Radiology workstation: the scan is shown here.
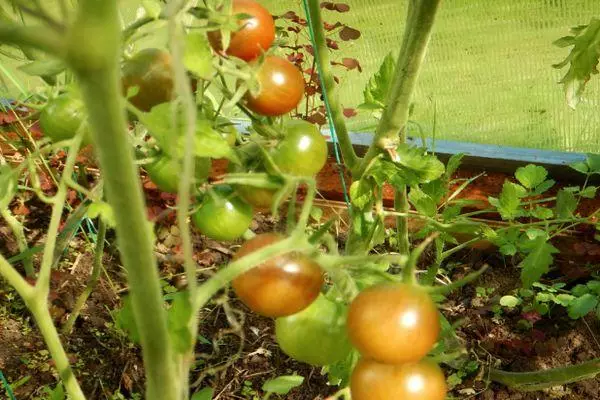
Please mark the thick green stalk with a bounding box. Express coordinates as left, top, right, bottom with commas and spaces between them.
1, 209, 34, 277
304, 0, 359, 172
66, 1, 177, 398
62, 218, 107, 334
490, 359, 600, 392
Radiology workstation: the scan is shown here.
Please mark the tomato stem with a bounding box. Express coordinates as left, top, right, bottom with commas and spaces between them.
1, 209, 34, 277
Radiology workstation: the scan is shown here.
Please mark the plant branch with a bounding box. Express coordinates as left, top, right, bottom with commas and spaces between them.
1, 209, 34, 277
0, 22, 63, 55
304, 0, 359, 172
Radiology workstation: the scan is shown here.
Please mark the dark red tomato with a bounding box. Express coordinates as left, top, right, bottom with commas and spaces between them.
145, 154, 211, 194
39, 93, 91, 144
192, 186, 253, 241
232, 233, 323, 317
244, 56, 305, 117
346, 283, 440, 364
122, 48, 174, 112
271, 120, 328, 177
207, 0, 275, 61
350, 358, 447, 400
275, 293, 353, 366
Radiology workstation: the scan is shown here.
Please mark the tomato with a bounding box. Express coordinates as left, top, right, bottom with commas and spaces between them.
271, 120, 328, 177
232, 232, 323, 317
207, 0, 275, 61
350, 358, 447, 400
122, 48, 174, 112
244, 56, 305, 117
346, 283, 440, 364
145, 154, 211, 194
39, 93, 90, 144
275, 293, 352, 366
215, 117, 238, 146
235, 184, 278, 210
192, 186, 253, 241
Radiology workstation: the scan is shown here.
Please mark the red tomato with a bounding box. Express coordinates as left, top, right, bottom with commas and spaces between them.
244, 56, 305, 116
208, 0, 275, 61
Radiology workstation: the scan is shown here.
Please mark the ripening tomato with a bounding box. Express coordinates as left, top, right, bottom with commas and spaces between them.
271, 120, 328, 177
145, 154, 211, 194
122, 48, 174, 112
39, 93, 91, 144
350, 358, 447, 400
192, 186, 253, 241
275, 293, 353, 366
207, 0, 275, 61
244, 56, 305, 117
346, 283, 440, 364
232, 232, 324, 317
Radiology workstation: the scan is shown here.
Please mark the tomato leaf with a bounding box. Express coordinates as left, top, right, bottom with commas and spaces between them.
87, 201, 116, 227
519, 237, 558, 289
586, 153, 600, 174
142, 0, 162, 19
167, 290, 193, 354
567, 294, 598, 319
488, 181, 527, 220
191, 388, 214, 400
553, 18, 600, 109
0, 165, 17, 211
358, 52, 395, 111
114, 296, 140, 344
349, 179, 373, 210
18, 58, 66, 77
580, 185, 597, 198
392, 144, 445, 185
515, 165, 548, 190
408, 186, 437, 217
192, 119, 240, 163
184, 33, 214, 80
262, 375, 304, 395
555, 189, 577, 219
444, 153, 464, 179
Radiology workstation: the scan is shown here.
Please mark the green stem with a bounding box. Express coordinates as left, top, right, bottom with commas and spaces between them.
68, 1, 177, 398
62, 218, 107, 335
395, 188, 410, 256
356, 0, 442, 176
1, 209, 34, 277
403, 233, 437, 284
304, 0, 359, 172
0, 22, 63, 55
490, 358, 600, 392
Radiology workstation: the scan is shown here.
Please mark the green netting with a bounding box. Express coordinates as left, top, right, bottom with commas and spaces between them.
1, 1, 599, 153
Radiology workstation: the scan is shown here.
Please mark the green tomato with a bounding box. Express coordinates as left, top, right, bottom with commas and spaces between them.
275, 293, 353, 366
145, 154, 211, 194
271, 120, 328, 177
192, 186, 253, 241
39, 93, 91, 144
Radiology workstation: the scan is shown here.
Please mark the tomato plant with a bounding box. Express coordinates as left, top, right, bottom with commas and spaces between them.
235, 185, 278, 210
350, 358, 447, 400
122, 48, 174, 112
244, 56, 305, 116
275, 293, 352, 366
346, 282, 441, 364
144, 153, 210, 194
192, 186, 253, 241
208, 0, 275, 62
232, 233, 323, 317
271, 120, 328, 177
215, 117, 238, 147
39, 93, 90, 144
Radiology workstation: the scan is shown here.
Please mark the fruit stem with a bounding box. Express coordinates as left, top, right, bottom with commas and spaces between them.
1, 209, 34, 277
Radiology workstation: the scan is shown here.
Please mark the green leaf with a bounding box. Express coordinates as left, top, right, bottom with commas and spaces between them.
587, 280, 600, 295
349, 179, 373, 210
444, 153, 464, 179
191, 119, 239, 162
572, 284, 590, 297
556, 189, 577, 219
529, 206, 553, 220
499, 243, 517, 256
580, 186, 598, 198
184, 33, 214, 80
0, 165, 17, 211
358, 53, 395, 110
18, 59, 66, 77
515, 165, 548, 189
114, 296, 140, 344
310, 206, 323, 222
421, 179, 446, 204
554, 293, 575, 306
567, 294, 598, 319
392, 144, 445, 184
553, 18, 600, 109
488, 181, 527, 220
553, 36, 576, 47
570, 161, 589, 174
586, 154, 600, 174
191, 388, 214, 400
142, 0, 162, 19
262, 375, 304, 395
531, 179, 556, 196
408, 186, 437, 217
520, 237, 558, 288
87, 201, 116, 227
167, 291, 193, 353
536, 292, 554, 303
323, 350, 360, 387
500, 295, 521, 307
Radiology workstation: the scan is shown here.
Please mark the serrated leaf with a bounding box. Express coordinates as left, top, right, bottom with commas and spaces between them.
392, 144, 445, 184
18, 59, 66, 77
580, 186, 597, 198
500, 295, 521, 307
489, 181, 527, 220
553, 36, 576, 47
191, 388, 214, 400
586, 153, 600, 174
567, 294, 598, 319
520, 237, 558, 288
554, 293, 575, 306
408, 186, 437, 217
87, 201, 116, 227
570, 161, 589, 174
349, 179, 373, 210
499, 243, 517, 255
184, 33, 214, 80
587, 280, 600, 295
444, 153, 464, 179
553, 18, 600, 109
572, 284, 590, 297
556, 189, 577, 218
421, 179, 446, 204
191, 119, 239, 162
515, 165, 548, 189
358, 53, 395, 110
532, 179, 555, 196
262, 375, 304, 395
167, 291, 193, 353
529, 206, 553, 220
